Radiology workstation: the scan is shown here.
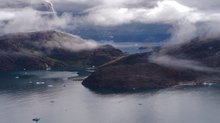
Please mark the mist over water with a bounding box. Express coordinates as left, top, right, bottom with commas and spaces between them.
0, 69, 220, 123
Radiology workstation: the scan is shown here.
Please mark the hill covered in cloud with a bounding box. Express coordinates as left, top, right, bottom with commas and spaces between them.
0, 30, 124, 71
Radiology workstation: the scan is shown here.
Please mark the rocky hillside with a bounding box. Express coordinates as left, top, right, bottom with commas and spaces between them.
0, 30, 124, 71
82, 38, 220, 91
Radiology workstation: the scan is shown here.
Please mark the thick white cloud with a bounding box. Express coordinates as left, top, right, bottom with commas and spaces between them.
84, 0, 204, 26
177, 0, 220, 11
0, 0, 72, 34
1, 8, 72, 34
51, 0, 220, 12
75, 0, 220, 47
0, 11, 15, 21
1, 0, 220, 43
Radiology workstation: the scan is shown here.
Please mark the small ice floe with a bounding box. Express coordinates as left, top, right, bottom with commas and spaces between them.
86, 66, 96, 73
32, 118, 40, 123
203, 82, 215, 86
86, 69, 95, 73
36, 82, 45, 85
48, 85, 53, 88
15, 76, 20, 79
29, 81, 33, 84
179, 82, 197, 86
86, 70, 95, 73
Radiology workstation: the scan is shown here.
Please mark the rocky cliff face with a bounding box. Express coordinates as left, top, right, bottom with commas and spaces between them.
82, 39, 220, 91
0, 30, 124, 71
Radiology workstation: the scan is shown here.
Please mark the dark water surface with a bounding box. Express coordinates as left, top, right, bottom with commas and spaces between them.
0, 70, 220, 123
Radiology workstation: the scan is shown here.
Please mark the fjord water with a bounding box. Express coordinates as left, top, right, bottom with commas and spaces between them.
0, 70, 220, 123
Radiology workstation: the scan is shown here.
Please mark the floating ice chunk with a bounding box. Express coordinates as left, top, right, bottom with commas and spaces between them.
179, 82, 197, 86
36, 82, 45, 85
86, 70, 95, 73
48, 85, 53, 87
203, 82, 215, 86
15, 76, 19, 79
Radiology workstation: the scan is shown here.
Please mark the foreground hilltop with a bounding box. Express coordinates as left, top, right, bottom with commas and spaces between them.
83, 38, 220, 91
0, 30, 124, 71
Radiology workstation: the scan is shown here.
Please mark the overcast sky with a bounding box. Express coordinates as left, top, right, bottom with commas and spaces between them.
1, 0, 220, 44
1, 0, 220, 26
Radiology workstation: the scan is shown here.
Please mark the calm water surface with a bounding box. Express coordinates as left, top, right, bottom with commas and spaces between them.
0, 69, 220, 123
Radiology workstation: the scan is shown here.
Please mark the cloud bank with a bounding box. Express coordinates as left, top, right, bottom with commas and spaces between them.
0, 0, 72, 34
1, 0, 220, 45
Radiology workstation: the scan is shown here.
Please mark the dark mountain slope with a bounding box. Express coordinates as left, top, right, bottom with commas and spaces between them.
0, 30, 124, 71
83, 38, 220, 91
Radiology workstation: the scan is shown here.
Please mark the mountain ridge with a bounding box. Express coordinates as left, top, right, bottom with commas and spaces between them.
0, 30, 124, 71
